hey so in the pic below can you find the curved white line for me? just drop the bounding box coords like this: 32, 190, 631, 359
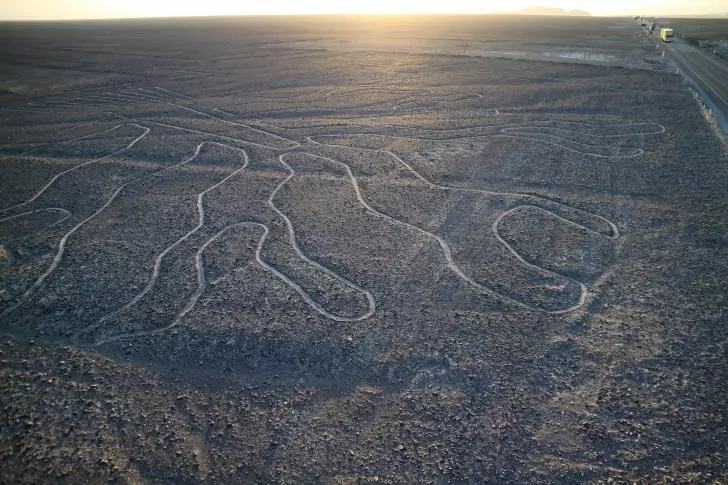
0, 207, 72, 242
118, 90, 168, 102
303, 122, 645, 313
92, 218, 377, 345
311, 136, 619, 239
0, 108, 48, 113
172, 104, 301, 149
103, 93, 147, 105
0, 207, 70, 225
310, 126, 653, 158
290, 152, 586, 315
82, 142, 250, 334
139, 88, 176, 101
87, 145, 375, 343
491, 205, 588, 313
78, 97, 124, 107
0, 184, 128, 319
296, 119, 665, 140
494, 134, 644, 158
0, 129, 226, 320
140, 119, 299, 151
152, 86, 194, 100
2, 97, 653, 325
0, 117, 112, 162
92, 222, 247, 345
501, 123, 666, 138
270, 154, 376, 321
0, 124, 150, 215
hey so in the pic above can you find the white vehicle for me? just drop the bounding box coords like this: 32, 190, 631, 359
660, 28, 675, 42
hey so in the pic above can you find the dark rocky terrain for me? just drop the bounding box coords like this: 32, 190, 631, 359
1, 14, 727, 484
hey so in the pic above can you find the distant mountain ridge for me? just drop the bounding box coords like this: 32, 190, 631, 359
491, 6, 591, 16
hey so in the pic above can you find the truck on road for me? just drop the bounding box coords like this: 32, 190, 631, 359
660, 28, 674, 42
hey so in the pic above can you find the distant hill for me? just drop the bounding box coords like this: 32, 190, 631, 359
491, 6, 591, 16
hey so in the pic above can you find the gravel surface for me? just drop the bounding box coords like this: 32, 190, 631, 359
1, 15, 727, 484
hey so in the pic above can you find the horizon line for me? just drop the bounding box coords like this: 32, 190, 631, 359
1, 11, 726, 22
0, 13, 642, 22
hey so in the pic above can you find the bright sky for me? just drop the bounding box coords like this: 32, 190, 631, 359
0, 0, 724, 20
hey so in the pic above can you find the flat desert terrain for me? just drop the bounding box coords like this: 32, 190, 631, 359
1, 15, 727, 484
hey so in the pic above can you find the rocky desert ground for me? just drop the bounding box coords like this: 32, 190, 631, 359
1, 14, 727, 484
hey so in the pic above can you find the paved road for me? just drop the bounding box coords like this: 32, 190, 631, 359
661, 37, 728, 128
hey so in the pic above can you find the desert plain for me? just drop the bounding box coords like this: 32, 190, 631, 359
1, 14, 728, 484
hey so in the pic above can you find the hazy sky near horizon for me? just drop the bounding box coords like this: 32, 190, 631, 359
0, 0, 724, 19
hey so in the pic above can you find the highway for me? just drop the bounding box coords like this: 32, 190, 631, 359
660, 36, 728, 129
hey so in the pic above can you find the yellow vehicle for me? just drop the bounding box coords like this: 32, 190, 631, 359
660, 28, 674, 42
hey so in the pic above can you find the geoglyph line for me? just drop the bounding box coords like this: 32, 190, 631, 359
0, 117, 112, 161
118, 90, 169, 102
30, 101, 94, 110
103, 93, 148, 105
285, 152, 588, 314
137, 88, 177, 101
3, 130, 293, 328
0, 124, 150, 215
0, 107, 47, 113
309, 121, 662, 159
0, 123, 238, 319
1, 88, 664, 334
172, 104, 301, 149
0, 125, 154, 317
212, 92, 425, 118
502, 121, 666, 137
75, 142, 251, 339
263, 118, 664, 143
0, 207, 71, 224
106, 97, 304, 150
0, 208, 72, 242
76, 96, 126, 106
522, 75, 685, 94
139, 88, 177, 100
491, 205, 589, 311
270, 154, 376, 321
92, 218, 376, 345
0, 184, 129, 319
103, 113, 650, 316
140, 119, 300, 151
84, 95, 127, 103
495, 134, 643, 158
3, 123, 282, 324
90, 223, 252, 345
303, 124, 649, 312
85, 142, 374, 344
152, 86, 194, 100
309, 134, 620, 239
